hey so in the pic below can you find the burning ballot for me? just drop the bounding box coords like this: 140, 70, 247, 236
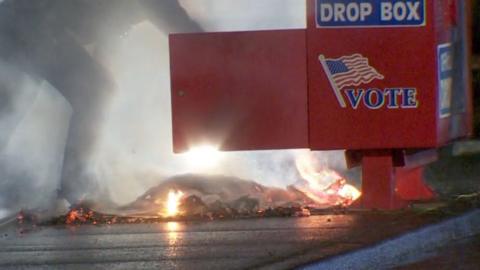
38, 167, 361, 226
121, 174, 315, 216
49, 151, 362, 226
295, 152, 361, 207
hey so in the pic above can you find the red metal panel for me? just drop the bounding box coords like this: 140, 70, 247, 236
169, 30, 308, 153
396, 167, 435, 201
360, 151, 407, 209
356, 150, 435, 209
306, 0, 438, 150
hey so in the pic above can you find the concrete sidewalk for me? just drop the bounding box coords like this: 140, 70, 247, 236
301, 209, 480, 270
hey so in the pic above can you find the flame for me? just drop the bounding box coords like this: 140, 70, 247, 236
64, 207, 94, 225
65, 210, 80, 224
338, 184, 362, 202
165, 190, 184, 217
295, 152, 361, 207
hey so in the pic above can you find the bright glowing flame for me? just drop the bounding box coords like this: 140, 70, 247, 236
338, 184, 362, 202
184, 145, 222, 169
295, 153, 342, 190
166, 190, 184, 217
295, 152, 361, 206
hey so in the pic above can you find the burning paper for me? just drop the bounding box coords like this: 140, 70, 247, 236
294, 152, 361, 207
41, 151, 362, 226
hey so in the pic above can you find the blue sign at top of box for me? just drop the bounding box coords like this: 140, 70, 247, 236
316, 0, 426, 28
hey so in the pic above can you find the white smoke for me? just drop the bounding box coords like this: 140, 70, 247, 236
86, 1, 349, 205
0, 62, 72, 216
0, 1, 349, 212
179, 0, 306, 31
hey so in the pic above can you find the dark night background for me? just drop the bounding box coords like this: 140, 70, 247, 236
473, 0, 480, 135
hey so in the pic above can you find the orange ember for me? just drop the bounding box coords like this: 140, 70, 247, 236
65, 208, 93, 224
66, 210, 82, 224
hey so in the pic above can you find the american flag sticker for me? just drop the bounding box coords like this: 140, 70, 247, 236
319, 54, 384, 108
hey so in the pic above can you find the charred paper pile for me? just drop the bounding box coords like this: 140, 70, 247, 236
50, 199, 313, 226
40, 173, 360, 226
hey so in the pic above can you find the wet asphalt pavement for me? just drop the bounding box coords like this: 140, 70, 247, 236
0, 212, 435, 270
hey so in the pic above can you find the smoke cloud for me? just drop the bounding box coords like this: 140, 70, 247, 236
0, 0, 354, 215
0, 62, 71, 218
89, 1, 351, 206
